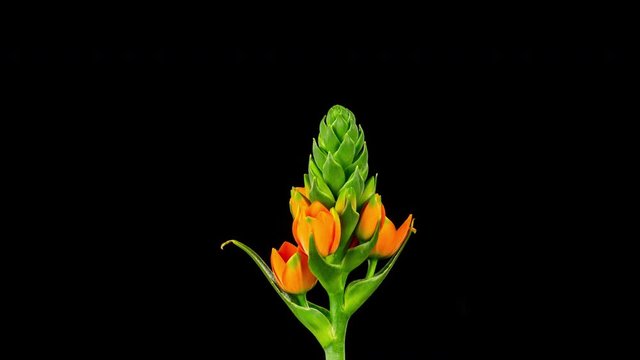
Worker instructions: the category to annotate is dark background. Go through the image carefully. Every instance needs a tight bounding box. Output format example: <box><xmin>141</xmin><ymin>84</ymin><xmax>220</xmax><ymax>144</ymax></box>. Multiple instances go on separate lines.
<box><xmin>13</xmin><ymin>45</ymin><xmax>627</xmax><ymax>359</ymax></box>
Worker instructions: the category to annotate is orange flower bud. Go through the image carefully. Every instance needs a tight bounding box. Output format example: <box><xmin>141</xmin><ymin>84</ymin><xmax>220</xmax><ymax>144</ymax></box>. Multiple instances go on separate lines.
<box><xmin>355</xmin><ymin>194</ymin><xmax>385</xmax><ymax>242</ymax></box>
<box><xmin>293</xmin><ymin>201</ymin><xmax>341</xmax><ymax>257</ymax></box>
<box><xmin>371</xmin><ymin>215</ymin><xmax>415</xmax><ymax>258</ymax></box>
<box><xmin>270</xmin><ymin>241</ymin><xmax>317</xmax><ymax>294</ymax></box>
<box><xmin>289</xmin><ymin>187</ymin><xmax>311</xmax><ymax>218</ymax></box>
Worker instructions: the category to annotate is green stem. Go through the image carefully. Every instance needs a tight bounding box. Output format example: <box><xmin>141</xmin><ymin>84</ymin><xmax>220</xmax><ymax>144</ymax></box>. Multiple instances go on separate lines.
<box><xmin>324</xmin><ymin>291</ymin><xmax>348</xmax><ymax>360</ymax></box>
<box><xmin>366</xmin><ymin>258</ymin><xmax>378</xmax><ymax>279</ymax></box>
<box><xmin>294</xmin><ymin>294</ymin><xmax>309</xmax><ymax>308</ymax></box>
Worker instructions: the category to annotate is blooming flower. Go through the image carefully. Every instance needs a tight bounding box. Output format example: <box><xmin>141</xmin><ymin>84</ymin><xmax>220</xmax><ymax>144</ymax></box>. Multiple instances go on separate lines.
<box><xmin>293</xmin><ymin>201</ymin><xmax>341</xmax><ymax>257</ymax></box>
<box><xmin>270</xmin><ymin>241</ymin><xmax>317</xmax><ymax>294</ymax></box>
<box><xmin>371</xmin><ymin>215</ymin><xmax>415</xmax><ymax>259</ymax></box>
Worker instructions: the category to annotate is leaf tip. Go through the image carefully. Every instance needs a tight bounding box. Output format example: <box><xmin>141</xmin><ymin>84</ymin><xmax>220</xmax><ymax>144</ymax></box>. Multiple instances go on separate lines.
<box><xmin>221</xmin><ymin>240</ymin><xmax>236</xmax><ymax>250</ymax></box>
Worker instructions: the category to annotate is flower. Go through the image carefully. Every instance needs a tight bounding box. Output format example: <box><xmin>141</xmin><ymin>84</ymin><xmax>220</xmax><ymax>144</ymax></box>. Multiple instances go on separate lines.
<box><xmin>355</xmin><ymin>194</ymin><xmax>385</xmax><ymax>242</ymax></box>
<box><xmin>270</xmin><ymin>241</ymin><xmax>317</xmax><ymax>294</ymax></box>
<box><xmin>371</xmin><ymin>215</ymin><xmax>415</xmax><ymax>259</ymax></box>
<box><xmin>289</xmin><ymin>187</ymin><xmax>310</xmax><ymax>218</ymax></box>
<box><xmin>293</xmin><ymin>201</ymin><xmax>341</xmax><ymax>257</ymax></box>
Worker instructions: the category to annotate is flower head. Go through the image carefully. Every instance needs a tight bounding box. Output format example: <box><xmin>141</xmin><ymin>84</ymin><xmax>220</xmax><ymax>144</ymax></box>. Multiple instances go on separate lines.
<box><xmin>371</xmin><ymin>215</ymin><xmax>415</xmax><ymax>259</ymax></box>
<box><xmin>293</xmin><ymin>201</ymin><xmax>341</xmax><ymax>257</ymax></box>
<box><xmin>270</xmin><ymin>241</ymin><xmax>317</xmax><ymax>294</ymax></box>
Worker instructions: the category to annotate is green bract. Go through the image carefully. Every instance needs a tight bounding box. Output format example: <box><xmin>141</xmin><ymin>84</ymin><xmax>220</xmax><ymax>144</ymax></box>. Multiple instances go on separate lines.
<box><xmin>307</xmin><ymin>105</ymin><xmax>375</xmax><ymax>209</ymax></box>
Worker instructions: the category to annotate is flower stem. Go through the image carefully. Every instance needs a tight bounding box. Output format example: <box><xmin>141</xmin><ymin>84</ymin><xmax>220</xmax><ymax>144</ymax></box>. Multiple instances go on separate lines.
<box><xmin>366</xmin><ymin>258</ymin><xmax>378</xmax><ymax>279</ymax></box>
<box><xmin>325</xmin><ymin>291</ymin><xmax>348</xmax><ymax>360</ymax></box>
<box><xmin>294</xmin><ymin>294</ymin><xmax>309</xmax><ymax>307</ymax></box>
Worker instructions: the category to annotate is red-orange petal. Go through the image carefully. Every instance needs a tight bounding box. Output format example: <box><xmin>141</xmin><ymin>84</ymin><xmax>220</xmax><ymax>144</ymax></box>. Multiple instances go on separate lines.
<box><xmin>278</xmin><ymin>241</ymin><xmax>298</xmax><ymax>262</ymax></box>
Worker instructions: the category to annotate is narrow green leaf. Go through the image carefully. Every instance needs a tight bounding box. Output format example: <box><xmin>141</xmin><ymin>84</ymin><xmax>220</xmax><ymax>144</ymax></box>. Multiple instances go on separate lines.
<box><xmin>346</xmin><ymin>143</ymin><xmax>369</xmax><ymax>179</ymax></box>
<box><xmin>319</xmin><ymin>117</ymin><xmax>340</xmax><ymax>152</ymax></box>
<box><xmin>359</xmin><ymin>175</ymin><xmax>377</xmax><ymax>208</ymax></box>
<box><xmin>334</xmin><ymin>135</ymin><xmax>356</xmax><ymax>168</ymax></box>
<box><xmin>343</xmin><ymin>231</ymin><xmax>414</xmax><ymax>316</ymax></box>
<box><xmin>322</xmin><ymin>153</ymin><xmax>346</xmax><ymax>196</ymax></box>
<box><xmin>345</xmin><ymin>122</ymin><xmax>359</xmax><ymax>143</ymax></box>
<box><xmin>340</xmin><ymin>166</ymin><xmax>364</xmax><ymax>201</ymax></box>
<box><xmin>221</xmin><ymin>240</ymin><xmax>334</xmax><ymax>347</ymax></box>
<box><xmin>309</xmin><ymin>174</ymin><xmax>336</xmax><ymax>208</ymax></box>
<box><xmin>334</xmin><ymin>195</ymin><xmax>360</xmax><ymax>260</ymax></box>
<box><xmin>307</xmin><ymin>236</ymin><xmax>343</xmax><ymax>294</ymax></box>
<box><xmin>342</xmin><ymin>222</ymin><xmax>380</xmax><ymax>274</ymax></box>
<box><xmin>353</xmin><ymin>125</ymin><xmax>365</xmax><ymax>153</ymax></box>
<box><xmin>304</xmin><ymin>173</ymin><xmax>311</xmax><ymax>190</ymax></box>
<box><xmin>312</xmin><ymin>139</ymin><xmax>327</xmax><ymax>171</ymax></box>
<box><xmin>332</xmin><ymin>117</ymin><xmax>349</xmax><ymax>141</ymax></box>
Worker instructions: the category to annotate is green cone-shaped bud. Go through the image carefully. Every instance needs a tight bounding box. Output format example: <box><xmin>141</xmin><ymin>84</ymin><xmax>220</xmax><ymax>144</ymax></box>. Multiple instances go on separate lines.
<box><xmin>304</xmin><ymin>105</ymin><xmax>375</xmax><ymax>210</ymax></box>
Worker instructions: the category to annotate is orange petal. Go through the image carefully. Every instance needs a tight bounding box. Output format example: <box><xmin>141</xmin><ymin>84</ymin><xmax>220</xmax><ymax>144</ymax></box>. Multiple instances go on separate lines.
<box><xmin>307</xmin><ymin>201</ymin><xmax>328</xmax><ymax>217</ymax></box>
<box><xmin>356</xmin><ymin>194</ymin><xmax>383</xmax><ymax>241</ymax></box>
<box><xmin>293</xmin><ymin>213</ymin><xmax>311</xmax><ymax>254</ymax></box>
<box><xmin>270</xmin><ymin>248</ymin><xmax>286</xmax><ymax>287</ymax></box>
<box><xmin>312</xmin><ymin>212</ymin><xmax>333</xmax><ymax>256</ymax></box>
<box><xmin>373</xmin><ymin>217</ymin><xmax>396</xmax><ymax>258</ymax></box>
<box><xmin>392</xmin><ymin>214</ymin><xmax>414</xmax><ymax>254</ymax></box>
<box><xmin>283</xmin><ymin>252</ymin><xmax>304</xmax><ymax>294</ymax></box>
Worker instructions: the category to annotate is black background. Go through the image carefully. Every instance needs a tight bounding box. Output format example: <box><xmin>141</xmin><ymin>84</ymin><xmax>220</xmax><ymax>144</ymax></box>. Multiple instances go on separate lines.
<box><xmin>12</xmin><ymin>45</ymin><xmax>628</xmax><ymax>359</ymax></box>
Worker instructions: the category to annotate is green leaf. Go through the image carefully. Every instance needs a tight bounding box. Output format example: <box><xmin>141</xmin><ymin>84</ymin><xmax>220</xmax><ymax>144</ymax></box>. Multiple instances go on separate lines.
<box><xmin>312</xmin><ymin>139</ymin><xmax>327</xmax><ymax>171</ymax></box>
<box><xmin>343</xmin><ymin>231</ymin><xmax>414</xmax><ymax>316</ymax></box>
<box><xmin>309</xmin><ymin>174</ymin><xmax>336</xmax><ymax>208</ymax></box>
<box><xmin>353</xmin><ymin>125</ymin><xmax>365</xmax><ymax>153</ymax></box>
<box><xmin>307</xmin><ymin>236</ymin><xmax>343</xmax><ymax>294</ymax></box>
<box><xmin>345</xmin><ymin>122</ymin><xmax>359</xmax><ymax>143</ymax></box>
<box><xmin>340</xmin><ymin>166</ymin><xmax>364</xmax><ymax>200</ymax></box>
<box><xmin>322</xmin><ymin>153</ymin><xmax>346</xmax><ymax>196</ymax></box>
<box><xmin>359</xmin><ymin>175</ymin><xmax>377</xmax><ymax>208</ymax></box>
<box><xmin>221</xmin><ymin>240</ymin><xmax>334</xmax><ymax>347</ymax></box>
<box><xmin>334</xmin><ymin>135</ymin><xmax>355</xmax><ymax>168</ymax></box>
<box><xmin>334</xmin><ymin>198</ymin><xmax>360</xmax><ymax>260</ymax></box>
<box><xmin>342</xmin><ymin>222</ymin><xmax>380</xmax><ymax>274</ymax></box>
<box><xmin>319</xmin><ymin>117</ymin><xmax>340</xmax><ymax>152</ymax></box>
<box><xmin>346</xmin><ymin>143</ymin><xmax>369</xmax><ymax>179</ymax></box>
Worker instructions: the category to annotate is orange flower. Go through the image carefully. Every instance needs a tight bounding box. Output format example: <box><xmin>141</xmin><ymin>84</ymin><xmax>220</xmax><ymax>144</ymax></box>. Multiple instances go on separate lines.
<box><xmin>355</xmin><ymin>194</ymin><xmax>385</xmax><ymax>242</ymax></box>
<box><xmin>270</xmin><ymin>241</ymin><xmax>317</xmax><ymax>294</ymax></box>
<box><xmin>371</xmin><ymin>215</ymin><xmax>415</xmax><ymax>259</ymax></box>
<box><xmin>289</xmin><ymin>187</ymin><xmax>310</xmax><ymax>218</ymax></box>
<box><xmin>293</xmin><ymin>201</ymin><xmax>341</xmax><ymax>257</ymax></box>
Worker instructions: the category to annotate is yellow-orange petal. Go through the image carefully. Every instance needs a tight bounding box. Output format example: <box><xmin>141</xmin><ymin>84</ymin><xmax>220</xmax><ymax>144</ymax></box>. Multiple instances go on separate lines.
<box><xmin>373</xmin><ymin>217</ymin><xmax>397</xmax><ymax>258</ymax></box>
<box><xmin>282</xmin><ymin>252</ymin><xmax>304</xmax><ymax>293</ymax></box>
<box><xmin>270</xmin><ymin>248</ymin><xmax>286</xmax><ymax>287</ymax></box>
<box><xmin>310</xmin><ymin>213</ymin><xmax>333</xmax><ymax>256</ymax></box>
<box><xmin>356</xmin><ymin>194</ymin><xmax>383</xmax><ymax>241</ymax></box>
<box><xmin>392</xmin><ymin>214</ymin><xmax>413</xmax><ymax>254</ymax></box>
<box><xmin>307</xmin><ymin>201</ymin><xmax>328</xmax><ymax>217</ymax></box>
<box><xmin>294</xmin><ymin>215</ymin><xmax>312</xmax><ymax>254</ymax></box>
